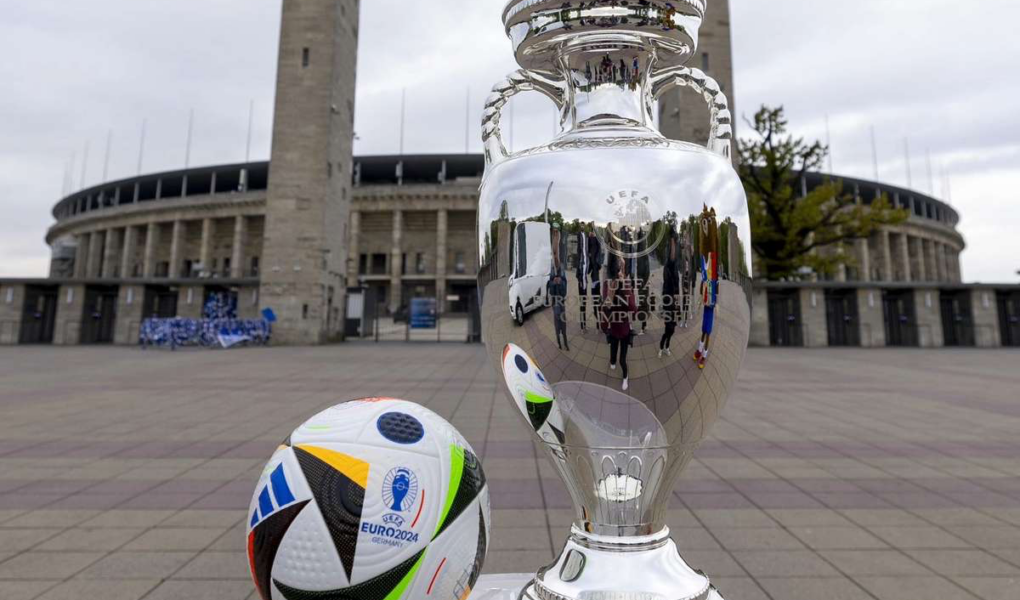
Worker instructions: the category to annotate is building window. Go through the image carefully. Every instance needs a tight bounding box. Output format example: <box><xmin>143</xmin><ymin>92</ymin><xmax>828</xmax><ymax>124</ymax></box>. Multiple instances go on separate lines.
<box><xmin>156</xmin><ymin>261</ymin><xmax>169</xmax><ymax>278</ymax></box>
<box><xmin>302</xmin><ymin>47</ymin><xmax>310</xmax><ymax>68</ymax></box>
<box><xmin>250</xmin><ymin>256</ymin><xmax>260</xmax><ymax>277</ymax></box>
<box><xmin>401</xmin><ymin>253</ymin><xmax>407</xmax><ymax>275</ymax></box>
<box><xmin>371</xmin><ymin>253</ymin><xmax>387</xmax><ymax>275</ymax></box>
<box><xmin>701</xmin><ymin>52</ymin><xmax>710</xmax><ymax>72</ymax></box>
<box><xmin>415</xmin><ymin>253</ymin><xmax>426</xmax><ymax>274</ymax></box>
<box><xmin>359</xmin><ymin>254</ymin><xmax>368</xmax><ymax>275</ymax></box>
<box><xmin>183</xmin><ymin>260</ymin><xmax>194</xmax><ymax>278</ymax></box>
<box><xmin>222</xmin><ymin>257</ymin><xmax>231</xmax><ymax>277</ymax></box>
<box><xmin>454</xmin><ymin>252</ymin><xmax>466</xmax><ymax>274</ymax></box>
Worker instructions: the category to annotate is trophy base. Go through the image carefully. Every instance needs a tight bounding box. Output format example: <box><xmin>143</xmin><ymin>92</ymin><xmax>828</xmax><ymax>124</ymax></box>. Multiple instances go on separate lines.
<box><xmin>500</xmin><ymin>526</ymin><xmax>726</xmax><ymax>600</ymax></box>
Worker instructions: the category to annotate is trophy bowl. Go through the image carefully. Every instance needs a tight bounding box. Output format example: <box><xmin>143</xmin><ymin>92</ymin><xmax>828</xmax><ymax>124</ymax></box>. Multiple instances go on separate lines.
<box><xmin>476</xmin><ymin>1</ymin><xmax>752</xmax><ymax>598</ymax></box>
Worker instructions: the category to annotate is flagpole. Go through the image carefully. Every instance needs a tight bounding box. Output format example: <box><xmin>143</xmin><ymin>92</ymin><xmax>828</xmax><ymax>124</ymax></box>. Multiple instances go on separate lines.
<box><xmin>245</xmin><ymin>100</ymin><xmax>255</xmax><ymax>163</ymax></box>
<box><xmin>79</xmin><ymin>141</ymin><xmax>90</xmax><ymax>190</ymax></box>
<box><xmin>825</xmin><ymin>115</ymin><xmax>833</xmax><ymax>174</ymax></box>
<box><xmin>137</xmin><ymin>119</ymin><xmax>147</xmax><ymax>176</ymax></box>
<box><xmin>399</xmin><ymin>88</ymin><xmax>406</xmax><ymax>155</ymax></box>
<box><xmin>102</xmin><ymin>130</ymin><xmax>113</xmax><ymax>182</ymax></box>
<box><xmin>870</xmin><ymin>126</ymin><xmax>879</xmax><ymax>181</ymax></box>
<box><xmin>184</xmin><ymin>109</ymin><xmax>194</xmax><ymax>169</ymax></box>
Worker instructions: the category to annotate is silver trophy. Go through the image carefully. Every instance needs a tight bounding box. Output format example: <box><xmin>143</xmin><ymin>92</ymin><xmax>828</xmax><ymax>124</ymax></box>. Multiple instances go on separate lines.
<box><xmin>475</xmin><ymin>1</ymin><xmax>751</xmax><ymax>598</ymax></box>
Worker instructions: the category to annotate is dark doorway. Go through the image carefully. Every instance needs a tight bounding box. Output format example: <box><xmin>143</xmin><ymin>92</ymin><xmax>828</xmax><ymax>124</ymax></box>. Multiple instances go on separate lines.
<box><xmin>143</xmin><ymin>286</ymin><xmax>178</xmax><ymax>319</ymax></box>
<box><xmin>767</xmin><ymin>290</ymin><xmax>802</xmax><ymax>347</ymax></box>
<box><xmin>883</xmin><ymin>290</ymin><xmax>917</xmax><ymax>347</ymax></box>
<box><xmin>998</xmin><ymin>291</ymin><xmax>1020</xmax><ymax>347</ymax></box>
<box><xmin>447</xmin><ymin>282</ymin><xmax>475</xmax><ymax>314</ymax></box>
<box><xmin>940</xmin><ymin>291</ymin><xmax>975</xmax><ymax>347</ymax></box>
<box><xmin>825</xmin><ymin>289</ymin><xmax>859</xmax><ymax>346</ymax></box>
<box><xmin>19</xmin><ymin>285</ymin><xmax>58</xmax><ymax>344</ymax></box>
<box><xmin>81</xmin><ymin>286</ymin><xmax>118</xmax><ymax>344</ymax></box>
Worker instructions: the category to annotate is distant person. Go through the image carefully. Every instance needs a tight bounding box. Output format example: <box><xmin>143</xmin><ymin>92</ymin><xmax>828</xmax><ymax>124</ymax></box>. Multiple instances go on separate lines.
<box><xmin>549</xmin><ymin>230</ymin><xmax>569</xmax><ymax>351</ymax></box>
<box><xmin>694</xmin><ymin>206</ymin><xmax>719</xmax><ymax>370</ymax></box>
<box><xmin>602</xmin><ymin>262</ymin><xmax>636</xmax><ymax>391</ymax></box>
<box><xmin>659</xmin><ymin>236</ymin><xmax>680</xmax><ymax>357</ymax></box>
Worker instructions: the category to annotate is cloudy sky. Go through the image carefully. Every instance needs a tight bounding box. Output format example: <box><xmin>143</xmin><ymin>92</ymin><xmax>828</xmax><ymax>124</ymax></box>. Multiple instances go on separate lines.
<box><xmin>1</xmin><ymin>0</ymin><xmax>1018</xmax><ymax>281</ymax></box>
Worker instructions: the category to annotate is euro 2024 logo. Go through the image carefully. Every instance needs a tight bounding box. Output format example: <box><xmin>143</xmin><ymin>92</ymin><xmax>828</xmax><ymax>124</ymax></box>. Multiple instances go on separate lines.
<box><xmin>381</xmin><ymin>467</ymin><xmax>418</xmax><ymax>527</ymax></box>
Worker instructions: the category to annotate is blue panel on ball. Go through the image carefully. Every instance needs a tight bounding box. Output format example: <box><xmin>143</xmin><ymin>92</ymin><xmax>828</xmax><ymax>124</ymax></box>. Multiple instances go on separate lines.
<box><xmin>258</xmin><ymin>486</ymin><xmax>274</xmax><ymax>518</ymax></box>
<box><xmin>270</xmin><ymin>464</ymin><xmax>296</xmax><ymax>507</ymax></box>
<box><xmin>376</xmin><ymin>412</ymin><xmax>425</xmax><ymax>444</ymax></box>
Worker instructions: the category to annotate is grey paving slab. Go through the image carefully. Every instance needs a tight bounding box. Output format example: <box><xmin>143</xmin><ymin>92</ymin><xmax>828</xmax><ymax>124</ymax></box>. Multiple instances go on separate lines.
<box><xmin>0</xmin><ymin>345</ymin><xmax>1017</xmax><ymax>598</ymax></box>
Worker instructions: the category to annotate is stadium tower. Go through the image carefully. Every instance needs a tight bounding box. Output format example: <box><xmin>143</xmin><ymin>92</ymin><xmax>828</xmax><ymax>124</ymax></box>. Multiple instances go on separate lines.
<box><xmin>658</xmin><ymin>0</ymin><xmax>736</xmax><ymax>150</ymax></box>
<box><xmin>258</xmin><ymin>0</ymin><xmax>360</xmax><ymax>344</ymax></box>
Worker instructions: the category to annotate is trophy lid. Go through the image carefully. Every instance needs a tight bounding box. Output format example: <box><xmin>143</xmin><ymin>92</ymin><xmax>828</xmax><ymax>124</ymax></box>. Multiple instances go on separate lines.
<box><xmin>503</xmin><ymin>0</ymin><xmax>705</xmax><ymax>76</ymax></box>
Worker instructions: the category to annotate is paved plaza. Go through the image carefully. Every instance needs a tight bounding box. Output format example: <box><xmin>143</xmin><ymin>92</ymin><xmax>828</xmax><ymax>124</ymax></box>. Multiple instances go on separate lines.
<box><xmin>0</xmin><ymin>344</ymin><xmax>1018</xmax><ymax>600</ymax></box>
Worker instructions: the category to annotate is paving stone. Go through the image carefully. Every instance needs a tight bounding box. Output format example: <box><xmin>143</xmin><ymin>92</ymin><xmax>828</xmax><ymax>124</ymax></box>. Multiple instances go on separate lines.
<box><xmin>904</xmin><ymin>549</ymin><xmax>1020</xmax><ymax>576</ymax></box>
<box><xmin>36</xmin><ymin>527</ymin><xmax>143</xmax><ymax>552</ymax></box>
<box><xmin>489</xmin><ymin>527</ymin><xmax>552</xmax><ymax>552</ymax></box>
<box><xmin>0</xmin><ymin>528</ymin><xmax>62</xmax><ymax>552</ymax></box>
<box><xmin>480</xmin><ymin>550</ymin><xmax>555</xmax><ymax>574</ymax></box>
<box><xmin>709</xmin><ymin>577</ymin><xmax>769</xmax><ymax>600</ymax></box>
<box><xmin>757</xmin><ymin>577</ymin><xmax>874</xmax><ymax>600</ymax></box>
<box><xmin>78</xmin><ymin>552</ymin><xmax>197</xmax><ymax>580</ymax></box>
<box><xmin>712</xmin><ymin>527</ymin><xmax>806</xmax><ymax>550</ymax></box>
<box><xmin>765</xmin><ymin>508</ymin><xmax>856</xmax><ymax>527</ymax></box>
<box><xmin>35</xmin><ymin>579</ymin><xmax>159</xmax><ymax>600</ymax></box>
<box><xmin>731</xmin><ymin>549</ymin><xmax>839</xmax><ymax>577</ymax></box>
<box><xmin>122</xmin><ymin>527</ymin><xmax>225</xmax><ymax>551</ymax></box>
<box><xmin>953</xmin><ymin>576</ymin><xmax>1020</xmax><ymax>599</ymax></box>
<box><xmin>1</xmin><ymin>510</ymin><xmax>101</xmax><ymax>529</ymax></box>
<box><xmin>0</xmin><ymin>552</ymin><xmax>105</xmax><ymax>580</ymax></box>
<box><xmin>867</xmin><ymin>526</ymin><xmax>971</xmax><ymax>549</ymax></box>
<box><xmin>944</xmin><ymin>525</ymin><xmax>1020</xmax><ymax>549</ymax></box>
<box><xmin>173</xmin><ymin>551</ymin><xmax>250</xmax><ymax>580</ymax></box>
<box><xmin>787</xmin><ymin>526</ymin><xmax>889</xmax><ymax>550</ymax></box>
<box><xmin>857</xmin><ymin>576</ymin><xmax>981</xmax><ymax>600</ymax></box>
<box><xmin>0</xmin><ymin>581</ymin><xmax>58</xmax><ymax>600</ymax></box>
<box><xmin>78</xmin><ymin>509</ymin><xmax>175</xmax><ymax>528</ymax></box>
<box><xmin>692</xmin><ymin>509</ymin><xmax>778</xmax><ymax>528</ymax></box>
<box><xmin>817</xmin><ymin>550</ymin><xmax>933</xmax><ymax>576</ymax></box>
<box><xmin>143</xmin><ymin>579</ymin><xmax>255</xmax><ymax>600</ymax></box>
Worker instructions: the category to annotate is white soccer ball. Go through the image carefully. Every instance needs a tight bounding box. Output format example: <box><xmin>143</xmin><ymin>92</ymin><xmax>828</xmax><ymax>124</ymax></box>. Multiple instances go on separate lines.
<box><xmin>246</xmin><ymin>397</ymin><xmax>491</xmax><ymax>600</ymax></box>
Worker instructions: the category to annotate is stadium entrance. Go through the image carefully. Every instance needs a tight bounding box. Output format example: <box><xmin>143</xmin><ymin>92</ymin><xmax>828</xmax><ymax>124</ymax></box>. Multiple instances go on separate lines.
<box><xmin>767</xmin><ymin>290</ymin><xmax>802</xmax><ymax>347</ymax></box>
<box><xmin>998</xmin><ymin>290</ymin><xmax>1020</xmax><ymax>347</ymax></box>
<box><xmin>81</xmin><ymin>285</ymin><xmax>118</xmax><ymax>344</ymax></box>
<box><xmin>825</xmin><ymin>290</ymin><xmax>859</xmax><ymax>346</ymax></box>
<box><xmin>18</xmin><ymin>285</ymin><xmax>58</xmax><ymax>344</ymax></box>
<box><xmin>940</xmin><ymin>290</ymin><xmax>975</xmax><ymax>347</ymax></box>
<box><xmin>143</xmin><ymin>285</ymin><xmax>178</xmax><ymax>319</ymax></box>
<box><xmin>883</xmin><ymin>290</ymin><xmax>917</xmax><ymax>347</ymax></box>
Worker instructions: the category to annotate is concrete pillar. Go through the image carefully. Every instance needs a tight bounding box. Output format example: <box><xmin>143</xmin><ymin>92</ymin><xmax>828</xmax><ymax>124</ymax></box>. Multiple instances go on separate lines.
<box><xmin>114</xmin><ymin>285</ymin><xmax>145</xmax><ymax>344</ymax></box>
<box><xmin>914</xmin><ymin>237</ymin><xmax>927</xmax><ymax>282</ymax></box>
<box><xmin>199</xmin><ymin>218</ymin><xmax>214</xmax><ymax>277</ymax></box>
<box><xmin>856</xmin><ymin>288</ymin><xmax>886</xmax><ymax>347</ymax></box>
<box><xmin>0</xmin><ymin>283</ymin><xmax>24</xmax><ymax>345</ymax></box>
<box><xmin>121</xmin><ymin>226</ymin><xmax>138</xmax><ymax>279</ymax></box>
<box><xmin>856</xmin><ymin>238</ymin><xmax>870</xmax><ymax>282</ymax></box>
<box><xmin>231</xmin><ymin>216</ymin><xmax>247</xmax><ymax>279</ymax></box>
<box><xmin>880</xmin><ymin>230</ymin><xmax>893</xmax><ymax>282</ymax></box>
<box><xmin>87</xmin><ymin>231</ymin><xmax>104</xmax><ymax>279</ymax></box>
<box><xmin>168</xmin><ymin>220</ymin><xmax>185</xmax><ymax>279</ymax></box>
<box><xmin>971</xmin><ymin>289</ymin><xmax>1001</xmax><ymax>347</ymax></box>
<box><xmin>749</xmin><ymin>286</ymin><xmax>769</xmax><ymax>346</ymax></box>
<box><xmin>436</xmin><ymin>209</ymin><xmax>448</xmax><ymax>312</ymax></box>
<box><xmin>389</xmin><ymin>210</ymin><xmax>403</xmax><ymax>313</ymax></box>
<box><xmin>177</xmin><ymin>286</ymin><xmax>204</xmax><ymax>319</ymax></box>
<box><xmin>913</xmin><ymin>288</ymin><xmax>943</xmax><ymax>348</ymax></box>
<box><xmin>74</xmin><ymin>234</ymin><xmax>89</xmax><ymax>279</ymax></box>
<box><xmin>348</xmin><ymin>210</ymin><xmax>361</xmax><ymax>283</ymax></box>
<box><xmin>102</xmin><ymin>228</ymin><xmax>121</xmax><ymax>278</ymax></box>
<box><xmin>926</xmin><ymin>239</ymin><xmax>939</xmax><ymax>283</ymax></box>
<box><xmin>143</xmin><ymin>222</ymin><xmax>160</xmax><ymax>278</ymax></box>
<box><xmin>798</xmin><ymin>288</ymin><xmax>828</xmax><ymax>347</ymax></box>
<box><xmin>937</xmin><ymin>243</ymin><xmax>948</xmax><ymax>283</ymax></box>
<box><xmin>898</xmin><ymin>233</ymin><xmax>912</xmax><ymax>282</ymax></box>
<box><xmin>951</xmin><ymin>250</ymin><xmax>961</xmax><ymax>282</ymax></box>
<box><xmin>53</xmin><ymin>284</ymin><xmax>85</xmax><ymax>345</ymax></box>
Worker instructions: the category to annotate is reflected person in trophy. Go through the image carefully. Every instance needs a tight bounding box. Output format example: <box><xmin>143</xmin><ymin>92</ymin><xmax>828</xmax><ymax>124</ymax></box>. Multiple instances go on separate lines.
<box><xmin>659</xmin><ymin>234</ymin><xmax>681</xmax><ymax>357</ymax></box>
<box><xmin>601</xmin><ymin>261</ymin><xmax>636</xmax><ymax>391</ymax></box>
<box><xmin>694</xmin><ymin>206</ymin><xmax>720</xmax><ymax>370</ymax></box>
<box><xmin>548</xmin><ymin>227</ymin><xmax>570</xmax><ymax>351</ymax></box>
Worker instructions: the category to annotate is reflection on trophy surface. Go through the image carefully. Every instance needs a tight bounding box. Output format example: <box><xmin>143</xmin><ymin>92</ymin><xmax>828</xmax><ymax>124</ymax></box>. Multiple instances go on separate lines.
<box><xmin>475</xmin><ymin>0</ymin><xmax>752</xmax><ymax>598</ymax></box>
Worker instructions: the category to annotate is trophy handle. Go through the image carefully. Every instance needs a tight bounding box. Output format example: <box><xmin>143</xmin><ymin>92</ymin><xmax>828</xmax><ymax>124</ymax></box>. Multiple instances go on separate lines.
<box><xmin>651</xmin><ymin>67</ymin><xmax>733</xmax><ymax>159</ymax></box>
<box><xmin>482</xmin><ymin>70</ymin><xmax>566</xmax><ymax>167</ymax></box>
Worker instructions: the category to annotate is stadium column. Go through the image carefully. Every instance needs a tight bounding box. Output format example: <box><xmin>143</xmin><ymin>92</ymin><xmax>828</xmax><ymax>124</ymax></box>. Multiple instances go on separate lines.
<box><xmin>87</xmin><ymin>231</ymin><xmax>104</xmax><ymax>279</ymax></box>
<box><xmin>74</xmin><ymin>234</ymin><xmax>88</xmax><ymax>279</ymax></box>
<box><xmin>926</xmin><ymin>238</ymin><xmax>939</xmax><ymax>283</ymax></box>
<box><xmin>168</xmin><ymin>220</ymin><xmax>185</xmax><ymax>279</ymax></box>
<box><xmin>389</xmin><ymin>210</ymin><xmax>403</xmax><ymax>314</ymax></box>
<box><xmin>856</xmin><ymin>238</ymin><xmax>871</xmax><ymax>282</ymax></box>
<box><xmin>121</xmin><ymin>226</ymin><xmax>138</xmax><ymax>280</ymax></box>
<box><xmin>231</xmin><ymin>216</ymin><xmax>247</xmax><ymax>279</ymax></box>
<box><xmin>348</xmin><ymin>210</ymin><xmax>361</xmax><ymax>283</ymax></box>
<box><xmin>937</xmin><ymin>243</ymin><xmax>948</xmax><ymax>282</ymax></box>
<box><xmin>258</xmin><ymin>0</ymin><xmax>359</xmax><ymax>344</ymax></box>
<box><xmin>436</xmin><ymin>209</ymin><xmax>448</xmax><ymax>313</ymax></box>
<box><xmin>143</xmin><ymin>222</ymin><xmax>160</xmax><ymax>279</ymax></box>
<box><xmin>102</xmin><ymin>228</ymin><xmax>121</xmax><ymax>278</ymax></box>
<box><xmin>880</xmin><ymin>230</ymin><xmax>893</xmax><ymax>282</ymax></box>
<box><xmin>200</xmin><ymin>218</ymin><xmax>214</xmax><ymax>277</ymax></box>
<box><xmin>915</xmin><ymin>237</ymin><xmax>928</xmax><ymax>282</ymax></box>
<box><xmin>898</xmin><ymin>233</ymin><xmax>912</xmax><ymax>283</ymax></box>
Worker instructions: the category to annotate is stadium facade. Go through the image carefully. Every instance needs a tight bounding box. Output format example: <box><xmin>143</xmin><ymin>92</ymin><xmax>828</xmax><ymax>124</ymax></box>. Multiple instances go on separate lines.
<box><xmin>1</xmin><ymin>0</ymin><xmax>1018</xmax><ymax>348</ymax></box>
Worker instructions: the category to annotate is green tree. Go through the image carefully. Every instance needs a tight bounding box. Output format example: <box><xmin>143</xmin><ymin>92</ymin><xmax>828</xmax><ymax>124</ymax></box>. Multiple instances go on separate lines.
<box><xmin>738</xmin><ymin>106</ymin><xmax>908</xmax><ymax>280</ymax></box>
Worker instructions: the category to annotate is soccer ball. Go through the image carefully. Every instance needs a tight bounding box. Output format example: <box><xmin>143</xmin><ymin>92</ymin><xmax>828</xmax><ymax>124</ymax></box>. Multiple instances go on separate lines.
<box><xmin>502</xmin><ymin>343</ymin><xmax>566</xmax><ymax>445</ymax></box>
<box><xmin>246</xmin><ymin>398</ymin><xmax>490</xmax><ymax>600</ymax></box>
